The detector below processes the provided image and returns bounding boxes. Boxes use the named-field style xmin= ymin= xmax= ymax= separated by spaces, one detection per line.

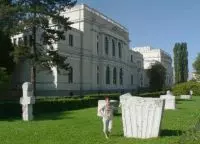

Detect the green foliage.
xmin=173 ymin=42 xmax=188 ymax=84
xmin=172 ymin=81 xmax=200 ymax=96
xmin=147 ymin=62 xmax=166 ymax=91
xmin=138 ymin=91 xmax=165 ymax=97
xmin=193 ymin=53 xmax=200 ymax=78
xmin=0 ymin=0 xmax=77 ymax=95
xmin=0 ymin=67 xmax=10 ymax=90
xmin=0 ymin=31 xmax=14 ymax=73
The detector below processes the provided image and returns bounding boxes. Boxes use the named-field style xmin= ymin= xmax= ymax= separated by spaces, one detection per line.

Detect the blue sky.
xmin=78 ymin=0 xmax=200 ymax=72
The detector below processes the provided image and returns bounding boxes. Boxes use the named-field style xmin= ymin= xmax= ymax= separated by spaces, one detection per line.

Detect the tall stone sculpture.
xmin=160 ymin=90 xmax=176 ymax=110
xmin=20 ymin=82 xmax=35 ymax=121
xmin=120 ymin=93 xmax=164 ymax=139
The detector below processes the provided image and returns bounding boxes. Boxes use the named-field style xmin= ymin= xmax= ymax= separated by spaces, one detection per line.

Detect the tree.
xmin=193 ymin=53 xmax=200 ymax=74
xmin=173 ymin=42 xmax=188 ymax=84
xmin=193 ymin=53 xmax=200 ymax=81
xmin=147 ymin=62 xmax=166 ymax=91
xmin=0 ymin=0 xmax=77 ymax=96
xmin=0 ymin=30 xmax=14 ymax=74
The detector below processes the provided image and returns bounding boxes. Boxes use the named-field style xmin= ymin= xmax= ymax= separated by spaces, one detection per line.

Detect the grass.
xmin=0 ymin=97 xmax=200 ymax=144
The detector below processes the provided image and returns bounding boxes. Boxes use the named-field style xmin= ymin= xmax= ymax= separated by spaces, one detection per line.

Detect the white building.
xmin=11 ymin=4 xmax=173 ymax=96
xmin=11 ymin=4 xmax=141 ymax=96
xmin=132 ymin=46 xmax=173 ymax=87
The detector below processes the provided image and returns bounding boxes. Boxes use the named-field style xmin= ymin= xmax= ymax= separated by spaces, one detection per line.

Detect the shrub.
xmin=172 ymin=81 xmax=200 ymax=96
xmin=138 ymin=91 xmax=165 ymax=97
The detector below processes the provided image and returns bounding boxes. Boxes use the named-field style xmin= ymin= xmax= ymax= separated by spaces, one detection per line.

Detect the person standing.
xmin=99 ymin=97 xmax=114 ymax=139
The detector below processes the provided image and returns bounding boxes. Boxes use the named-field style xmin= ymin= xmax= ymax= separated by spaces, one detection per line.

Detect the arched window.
xmin=131 ymin=55 xmax=133 ymax=62
xmin=68 ymin=67 xmax=73 ymax=83
xmin=131 ymin=75 xmax=133 ymax=85
xmin=97 ymin=35 xmax=99 ymax=54
xmin=97 ymin=66 xmax=100 ymax=85
xmin=105 ymin=37 xmax=109 ymax=55
xmin=118 ymin=42 xmax=122 ymax=58
xmin=120 ymin=68 xmax=123 ymax=85
xmin=112 ymin=39 xmax=115 ymax=56
xmin=69 ymin=34 xmax=73 ymax=46
xmin=106 ymin=66 xmax=110 ymax=84
xmin=140 ymin=74 xmax=143 ymax=87
xmin=113 ymin=67 xmax=117 ymax=85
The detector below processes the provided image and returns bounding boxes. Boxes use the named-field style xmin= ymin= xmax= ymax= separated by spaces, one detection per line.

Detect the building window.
xmin=68 ymin=67 xmax=73 ymax=83
xmin=112 ymin=39 xmax=115 ymax=56
xmin=29 ymin=35 xmax=32 ymax=47
xmin=118 ymin=42 xmax=122 ymax=58
xmin=105 ymin=37 xmax=109 ymax=55
xmin=97 ymin=35 xmax=99 ymax=54
xmin=131 ymin=75 xmax=133 ymax=85
xmin=131 ymin=55 xmax=133 ymax=62
xmin=113 ymin=67 xmax=117 ymax=85
xmin=97 ymin=66 xmax=100 ymax=85
xmin=13 ymin=38 xmax=16 ymax=46
xmin=140 ymin=74 xmax=143 ymax=87
xmin=106 ymin=66 xmax=110 ymax=84
xmin=24 ymin=36 xmax=27 ymax=46
xmin=120 ymin=68 xmax=123 ymax=85
xmin=69 ymin=34 xmax=73 ymax=46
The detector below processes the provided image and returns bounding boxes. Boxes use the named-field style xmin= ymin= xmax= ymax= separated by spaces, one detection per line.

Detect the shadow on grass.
xmin=160 ymin=129 xmax=183 ymax=137
xmin=0 ymin=111 xmax=74 ymax=122
xmin=34 ymin=111 xmax=74 ymax=121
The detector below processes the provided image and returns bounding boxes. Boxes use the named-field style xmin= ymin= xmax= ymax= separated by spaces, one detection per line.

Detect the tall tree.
xmin=0 ymin=0 xmax=77 ymax=96
xmin=147 ymin=62 xmax=166 ymax=91
xmin=0 ymin=30 xmax=14 ymax=74
xmin=193 ymin=53 xmax=200 ymax=81
xmin=173 ymin=42 xmax=188 ymax=84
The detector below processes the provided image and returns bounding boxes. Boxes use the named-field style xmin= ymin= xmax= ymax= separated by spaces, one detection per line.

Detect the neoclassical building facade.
xmin=11 ymin=4 xmax=144 ymax=95
xmin=11 ymin=4 xmax=173 ymax=96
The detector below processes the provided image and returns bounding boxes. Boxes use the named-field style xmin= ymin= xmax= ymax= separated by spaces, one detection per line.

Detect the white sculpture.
xmin=120 ymin=93 xmax=164 ymax=139
xmin=190 ymin=90 xmax=193 ymax=96
xmin=160 ymin=90 xmax=176 ymax=110
xmin=20 ymin=82 xmax=35 ymax=121
xmin=180 ymin=95 xmax=191 ymax=100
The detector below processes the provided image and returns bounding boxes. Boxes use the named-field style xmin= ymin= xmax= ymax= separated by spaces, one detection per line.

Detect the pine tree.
xmin=0 ymin=0 xmax=77 ymax=96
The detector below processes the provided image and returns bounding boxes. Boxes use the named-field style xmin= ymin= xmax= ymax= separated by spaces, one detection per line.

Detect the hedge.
xmin=0 ymin=91 xmax=165 ymax=118
xmin=138 ymin=91 xmax=165 ymax=97
xmin=172 ymin=81 xmax=200 ymax=96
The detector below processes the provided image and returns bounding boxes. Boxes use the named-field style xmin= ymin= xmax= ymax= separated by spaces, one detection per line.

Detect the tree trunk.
xmin=31 ymin=66 xmax=36 ymax=96
xmin=31 ymin=1 xmax=37 ymax=97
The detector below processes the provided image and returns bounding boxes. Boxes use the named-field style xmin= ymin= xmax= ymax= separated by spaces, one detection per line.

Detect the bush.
xmin=138 ymin=91 xmax=165 ymax=97
xmin=172 ymin=81 xmax=200 ymax=96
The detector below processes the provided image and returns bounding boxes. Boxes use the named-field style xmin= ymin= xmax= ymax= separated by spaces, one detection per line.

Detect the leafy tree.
xmin=0 ymin=0 xmax=77 ymax=96
xmin=193 ymin=53 xmax=200 ymax=81
xmin=147 ymin=62 xmax=166 ymax=91
xmin=0 ymin=67 xmax=10 ymax=90
xmin=173 ymin=42 xmax=188 ymax=84
xmin=0 ymin=30 xmax=14 ymax=74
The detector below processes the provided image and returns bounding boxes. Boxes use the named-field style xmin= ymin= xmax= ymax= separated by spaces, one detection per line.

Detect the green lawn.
xmin=0 ymin=97 xmax=200 ymax=144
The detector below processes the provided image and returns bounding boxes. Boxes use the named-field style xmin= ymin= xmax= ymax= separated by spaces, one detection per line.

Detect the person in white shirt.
xmin=99 ymin=97 xmax=114 ymax=139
